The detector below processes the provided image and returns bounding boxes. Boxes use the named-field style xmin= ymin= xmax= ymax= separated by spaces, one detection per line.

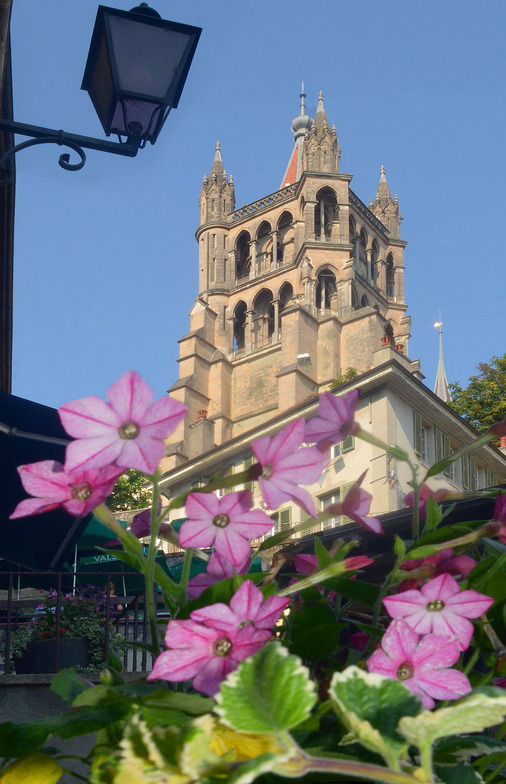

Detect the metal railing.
xmin=0 ymin=571 xmax=162 ymax=675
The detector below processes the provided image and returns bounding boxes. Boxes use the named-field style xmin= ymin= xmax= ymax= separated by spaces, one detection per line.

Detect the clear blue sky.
xmin=10 ymin=0 xmax=506 ymax=410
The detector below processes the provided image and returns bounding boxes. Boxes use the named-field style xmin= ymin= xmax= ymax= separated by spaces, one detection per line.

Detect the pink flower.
xmin=149 ymin=582 xmax=287 ymax=695
xmin=179 ymin=490 xmax=272 ymax=567
xmin=59 ymin=370 xmax=187 ymax=475
xmin=367 ymin=618 xmax=471 ymax=709
xmin=494 ymin=493 xmax=506 ymax=545
xmin=349 ymin=630 xmax=369 ymax=651
xmin=187 ymin=552 xmax=250 ymax=599
xmin=383 ymin=573 xmax=493 ymax=651
xmin=251 ymin=419 xmax=328 ymax=517
xmin=398 ymin=548 xmax=476 ymax=591
xmin=326 ymin=473 xmax=383 ymax=534
xmin=404 ymin=484 xmax=451 ymax=522
xmin=293 ymin=553 xmax=318 ymax=574
xmin=191 ymin=579 xmax=289 ymax=631
xmin=305 ymin=389 xmax=360 ymax=450
xmin=10 ymin=460 xmax=122 ymax=519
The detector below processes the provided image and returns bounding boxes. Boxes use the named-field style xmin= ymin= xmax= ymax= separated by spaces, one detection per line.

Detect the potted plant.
xmin=11 ymin=584 xmax=125 ymax=673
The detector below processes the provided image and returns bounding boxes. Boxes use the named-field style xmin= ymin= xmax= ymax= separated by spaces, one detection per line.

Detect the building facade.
xmin=159 ymin=92 xmax=506 ymax=534
xmin=162 ymin=91 xmax=419 ymax=472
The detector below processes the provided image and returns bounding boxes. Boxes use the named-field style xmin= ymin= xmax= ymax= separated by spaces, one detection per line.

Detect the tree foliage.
xmin=448 ymin=354 xmax=506 ymax=434
xmin=107 ymin=469 xmax=152 ymax=512
xmin=329 ymin=367 xmax=358 ymax=391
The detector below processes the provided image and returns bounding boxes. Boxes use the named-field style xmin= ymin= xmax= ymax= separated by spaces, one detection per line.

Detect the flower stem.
xmin=146 ymin=473 xmax=162 ymax=656
xmin=179 ymin=547 xmax=194 ymax=607
xmin=288 ymin=750 xmax=424 ymax=784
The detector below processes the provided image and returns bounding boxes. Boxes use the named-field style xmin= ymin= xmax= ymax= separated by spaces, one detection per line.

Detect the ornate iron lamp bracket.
xmin=0 ymin=119 xmax=143 ymax=185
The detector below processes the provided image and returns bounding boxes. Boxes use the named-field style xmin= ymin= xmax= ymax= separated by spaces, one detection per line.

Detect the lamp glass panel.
xmin=110 ymin=98 xmax=163 ymax=138
xmin=108 ymin=16 xmax=191 ymax=101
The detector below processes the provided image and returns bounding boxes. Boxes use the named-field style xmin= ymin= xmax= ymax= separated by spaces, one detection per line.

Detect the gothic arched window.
xmin=386 ymin=252 xmax=395 ymax=298
xmin=359 ymin=228 xmax=368 ymax=277
xmin=233 ymin=301 xmax=247 ymax=351
xmin=256 ymin=221 xmax=272 ymax=272
xmin=253 ymin=288 xmax=274 ymax=345
xmin=371 ymin=239 xmax=379 ymax=284
xmin=315 ymin=187 xmax=338 ymax=240
xmin=236 ymin=231 xmax=251 ymax=280
xmin=316 ymin=268 xmax=337 ymax=311
xmin=277 ymin=212 xmax=293 ymax=264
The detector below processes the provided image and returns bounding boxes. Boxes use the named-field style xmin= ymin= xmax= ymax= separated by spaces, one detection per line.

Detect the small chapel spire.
xmin=433 ymin=321 xmax=451 ymax=403
xmin=371 ymin=164 xmax=402 ymax=239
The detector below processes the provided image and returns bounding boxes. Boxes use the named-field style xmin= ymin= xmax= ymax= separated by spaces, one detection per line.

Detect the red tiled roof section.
xmin=282 ymin=145 xmax=300 ymax=187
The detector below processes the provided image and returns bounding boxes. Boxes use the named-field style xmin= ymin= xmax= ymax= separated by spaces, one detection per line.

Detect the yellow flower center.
xmin=262 ymin=462 xmax=274 ymax=479
xmin=397 ymin=661 xmax=414 ymax=681
xmin=213 ymin=637 xmax=233 ymax=657
xmin=212 ymin=514 xmax=230 ymax=528
xmin=119 ymin=421 xmax=140 ymax=440
xmin=71 ymin=482 xmax=92 ymax=501
xmin=426 ymin=599 xmax=445 ymax=611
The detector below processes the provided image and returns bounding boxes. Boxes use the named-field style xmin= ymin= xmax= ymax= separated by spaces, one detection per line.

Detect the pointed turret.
xmin=281 ymin=85 xmax=313 ymax=187
xmin=371 ymin=165 xmax=401 ymax=238
xmin=199 ymin=141 xmax=235 ymax=225
xmin=209 ymin=140 xmax=225 ymax=180
xmin=302 ymin=91 xmax=340 ymax=174
xmin=433 ymin=324 xmax=451 ymax=403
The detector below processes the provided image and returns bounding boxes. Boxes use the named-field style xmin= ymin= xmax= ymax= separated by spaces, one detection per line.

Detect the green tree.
xmin=448 ymin=354 xmax=506 ymax=435
xmin=107 ymin=469 xmax=152 ymax=512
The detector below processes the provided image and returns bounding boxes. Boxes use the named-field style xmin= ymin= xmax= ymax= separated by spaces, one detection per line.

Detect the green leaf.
xmin=50 ymin=668 xmax=91 ymax=704
xmin=323 ymin=576 xmax=380 ymax=607
xmin=314 ymin=537 xmax=331 ymax=568
xmin=398 ymin=688 xmax=506 ymax=750
xmin=290 ymin=601 xmax=344 ymax=661
xmin=425 ymin=495 xmax=443 ymax=531
xmin=424 ymin=455 xmax=457 ymax=479
xmin=394 ymin=535 xmax=406 ymax=558
xmin=433 ymin=734 xmax=506 ymax=764
xmin=0 ymin=721 xmax=55 ymax=758
xmin=228 ymin=753 xmax=289 ymax=784
xmin=215 ymin=642 xmax=317 ymax=733
xmin=328 ymin=666 xmax=422 ymax=768
xmin=433 ymin=762 xmax=485 ymax=784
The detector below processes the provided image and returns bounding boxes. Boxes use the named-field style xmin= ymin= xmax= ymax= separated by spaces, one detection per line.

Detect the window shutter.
xmin=434 ymin=428 xmax=443 ymax=464
xmin=413 ymin=411 xmax=422 ymax=456
xmin=461 ymin=456 xmax=469 ymax=489
xmin=342 ymin=435 xmax=355 ymax=453
xmin=442 ymin=434 xmax=451 ymax=476
xmin=300 ymin=509 xmax=314 ymax=533
xmin=279 ymin=508 xmax=291 ymax=531
xmin=341 ymin=482 xmax=354 ymax=524
xmin=469 ymin=455 xmax=477 ymax=491
xmin=243 ymin=456 xmax=254 ymax=494
xmin=485 ymin=468 xmax=497 ymax=488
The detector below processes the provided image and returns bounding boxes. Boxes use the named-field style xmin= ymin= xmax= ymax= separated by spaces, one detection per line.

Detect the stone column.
xmin=249 ymin=240 xmax=257 ymax=279
xmin=246 ymin=309 xmax=253 ymax=353
xmin=366 ymin=248 xmax=372 ymax=282
xmin=273 ymin=300 xmax=280 ymax=342
xmin=305 ymin=200 xmax=316 ymax=240
xmin=271 ymin=230 xmax=278 ymax=268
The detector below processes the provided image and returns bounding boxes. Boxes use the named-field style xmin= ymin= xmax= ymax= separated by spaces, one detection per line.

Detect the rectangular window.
xmin=330 ymin=444 xmax=340 ymax=459
xmin=485 ymin=468 xmax=497 ymax=488
xmin=320 ymin=490 xmax=340 ymax=529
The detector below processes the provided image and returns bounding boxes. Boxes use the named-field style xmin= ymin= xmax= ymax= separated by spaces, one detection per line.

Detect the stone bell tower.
xmin=162 ymin=90 xmax=418 ymax=472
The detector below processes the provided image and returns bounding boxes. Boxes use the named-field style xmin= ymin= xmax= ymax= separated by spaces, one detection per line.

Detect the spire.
xmin=433 ymin=322 xmax=451 ymax=403
xmin=209 ymin=140 xmax=225 ymax=179
xmin=371 ymin=165 xmax=402 ymax=239
xmin=281 ymin=84 xmax=313 ymax=188
xmin=374 ymin=165 xmax=394 ymax=206
xmin=313 ymin=90 xmax=330 ymax=138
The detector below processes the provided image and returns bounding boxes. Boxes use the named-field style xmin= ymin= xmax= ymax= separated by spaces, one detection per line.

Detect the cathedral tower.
xmin=162 ymin=93 xmax=417 ymax=470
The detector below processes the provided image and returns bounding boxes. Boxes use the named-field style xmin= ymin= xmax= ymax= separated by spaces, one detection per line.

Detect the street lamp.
xmin=0 ymin=3 xmax=201 ymax=178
